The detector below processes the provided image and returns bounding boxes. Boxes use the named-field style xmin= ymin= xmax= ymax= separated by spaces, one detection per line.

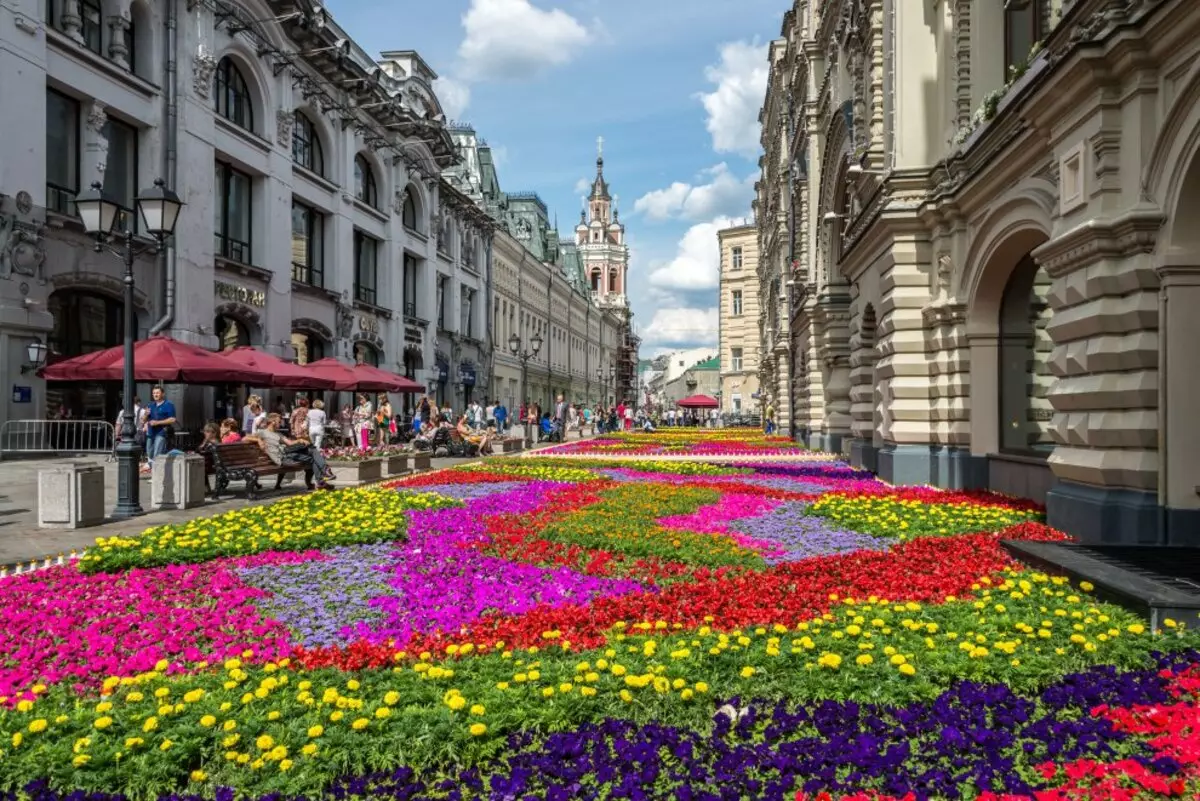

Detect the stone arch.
xmin=963 ymin=195 xmax=1053 ymax=459
xmin=398 ymin=173 xmax=431 ymax=228
xmin=48 ymin=271 xmax=150 ymax=311
xmin=400 ymin=186 xmax=421 ymax=231
xmin=817 ymin=107 xmax=855 ymax=285
xmin=354 ymin=150 xmax=384 ymax=208
xmin=214 ymin=301 xmax=261 ymax=350
xmin=849 ymin=300 xmax=880 ymax=469
xmin=213 ymin=46 xmax=271 ymax=135
xmin=1149 ymin=70 xmax=1200 ymax=518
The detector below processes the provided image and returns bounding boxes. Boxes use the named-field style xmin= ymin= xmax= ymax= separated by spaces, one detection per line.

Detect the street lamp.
xmin=22 ymin=340 xmax=48 ymax=374
xmin=74 ymin=178 xmax=184 ymax=519
xmin=508 ymin=331 xmax=542 ymax=442
xmin=596 ymin=362 xmax=615 ymax=407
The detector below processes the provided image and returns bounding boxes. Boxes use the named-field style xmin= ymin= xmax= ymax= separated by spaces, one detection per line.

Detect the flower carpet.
xmin=537 ymin=429 xmax=810 ymax=457
xmin=1 ymin=433 xmax=1199 ymax=800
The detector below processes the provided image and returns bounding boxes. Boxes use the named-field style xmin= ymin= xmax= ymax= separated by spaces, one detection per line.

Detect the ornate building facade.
xmin=756 ymin=0 xmax=1200 ymax=544
xmin=442 ymin=127 xmax=624 ymax=411
xmin=717 ymin=223 xmax=761 ymax=415
xmin=0 ymin=0 xmax=456 ymax=425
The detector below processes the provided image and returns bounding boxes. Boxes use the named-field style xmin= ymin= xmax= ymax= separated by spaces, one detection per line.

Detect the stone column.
xmin=876 ymin=234 xmax=937 ymax=485
xmin=1157 ymin=262 xmax=1200 ymax=543
xmin=107 ymin=16 xmax=130 ymax=70
xmin=1036 ymin=211 xmax=1163 ymax=544
xmin=814 ymin=296 xmax=852 ymax=452
xmin=773 ymin=337 xmax=791 ymax=438
xmin=924 ymin=302 xmax=981 ymax=488
xmin=848 ymin=299 xmax=880 ymax=469
xmin=58 ymin=0 xmax=85 ymax=43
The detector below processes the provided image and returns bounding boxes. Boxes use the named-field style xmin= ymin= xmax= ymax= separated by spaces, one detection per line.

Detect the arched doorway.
xmin=46 ymin=290 xmax=125 ymax=421
xmin=215 ymin=315 xmax=252 ymax=351
xmin=850 ymin=303 xmax=879 ymax=470
xmin=966 ymin=225 xmax=1055 ymax=501
xmin=402 ymin=345 xmax=423 ymax=415
xmin=354 ymin=341 xmax=380 ymax=367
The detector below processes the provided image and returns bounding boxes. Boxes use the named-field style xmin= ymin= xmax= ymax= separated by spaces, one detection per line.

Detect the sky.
xmin=326 ymin=0 xmax=788 ymax=356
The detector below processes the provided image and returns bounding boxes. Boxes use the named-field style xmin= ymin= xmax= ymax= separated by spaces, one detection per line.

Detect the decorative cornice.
xmin=921 ymin=301 xmax=967 ymax=329
xmin=1032 ymin=208 xmax=1166 ymax=278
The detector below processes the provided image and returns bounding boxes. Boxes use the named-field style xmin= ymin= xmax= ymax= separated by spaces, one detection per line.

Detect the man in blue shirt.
xmin=494 ymin=401 xmax=507 ymax=433
xmin=145 ymin=385 xmax=177 ymax=465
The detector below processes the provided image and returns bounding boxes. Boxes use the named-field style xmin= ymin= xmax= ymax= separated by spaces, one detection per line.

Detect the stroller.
xmin=540 ymin=416 xmax=563 ymax=443
xmin=418 ymin=425 xmax=480 ymax=458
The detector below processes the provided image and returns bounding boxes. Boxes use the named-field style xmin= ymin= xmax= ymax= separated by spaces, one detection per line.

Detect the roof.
xmin=692 ymin=357 xmax=720 ymax=370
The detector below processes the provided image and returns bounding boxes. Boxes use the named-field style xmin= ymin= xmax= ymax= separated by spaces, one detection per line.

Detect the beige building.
xmin=717 ymin=224 xmax=762 ymax=415
xmin=755 ymin=0 xmax=1200 ymax=545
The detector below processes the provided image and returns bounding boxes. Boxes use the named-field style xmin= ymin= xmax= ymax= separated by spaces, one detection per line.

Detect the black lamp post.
xmin=22 ymin=340 xmax=48 ymax=374
xmin=596 ymin=363 xmax=614 ymax=407
xmin=74 ymin=178 xmax=184 ymax=519
xmin=508 ymin=331 xmax=542 ymax=442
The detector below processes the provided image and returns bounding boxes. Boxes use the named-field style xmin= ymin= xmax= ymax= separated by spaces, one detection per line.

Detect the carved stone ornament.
xmin=934 ymin=253 xmax=954 ymax=301
xmin=392 ymin=191 xmax=405 ymax=216
xmin=192 ymin=53 xmax=217 ymax=100
xmin=335 ymin=303 xmax=354 ymax=339
xmin=85 ymin=102 xmax=108 ymax=134
xmin=276 ymin=110 xmax=294 ymax=146
xmin=0 ymin=211 xmax=46 ymax=281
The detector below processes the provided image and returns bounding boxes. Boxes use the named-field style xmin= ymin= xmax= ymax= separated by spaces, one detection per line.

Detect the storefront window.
xmin=354 ymin=342 xmax=380 ymax=367
xmin=46 ymin=291 xmax=123 ymax=420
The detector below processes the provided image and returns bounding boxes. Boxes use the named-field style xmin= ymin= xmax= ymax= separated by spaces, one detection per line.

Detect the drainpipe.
xmin=546 ymin=274 xmax=553 ymax=410
xmin=484 ymin=229 xmax=494 ymax=401
xmin=149 ymin=0 xmax=179 ymax=335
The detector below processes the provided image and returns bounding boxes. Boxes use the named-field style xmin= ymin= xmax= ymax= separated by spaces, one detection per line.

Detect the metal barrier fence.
xmin=0 ymin=419 xmax=116 ymax=458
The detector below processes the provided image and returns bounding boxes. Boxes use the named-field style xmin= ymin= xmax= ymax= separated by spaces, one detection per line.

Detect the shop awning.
xmin=677 ymin=394 xmax=719 ymax=409
xmin=304 ymin=359 xmax=423 ymax=393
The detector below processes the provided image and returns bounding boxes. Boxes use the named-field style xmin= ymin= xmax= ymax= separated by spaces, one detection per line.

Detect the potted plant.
xmin=322 ymin=447 xmax=384 ymax=484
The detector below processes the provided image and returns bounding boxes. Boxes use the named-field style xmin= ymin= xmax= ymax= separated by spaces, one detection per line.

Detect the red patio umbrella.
xmin=677 ymin=394 xmax=719 ymax=409
xmin=220 ymin=346 xmax=337 ymax=390
xmin=39 ymin=336 xmax=272 ymax=385
xmin=304 ymin=358 xmax=405 ymax=392
xmin=352 ymin=363 xmax=424 ymax=393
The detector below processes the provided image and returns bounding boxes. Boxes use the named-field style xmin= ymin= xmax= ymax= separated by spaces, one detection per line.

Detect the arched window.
xmin=214 ymin=57 xmax=254 ymax=131
xmin=401 ymin=189 xmax=418 ymax=230
xmin=354 ymin=341 xmax=380 ymax=367
xmin=998 ymin=253 xmax=1053 ymax=457
xmin=354 ymin=154 xmax=377 ymax=208
xmin=292 ymin=112 xmax=324 ymax=176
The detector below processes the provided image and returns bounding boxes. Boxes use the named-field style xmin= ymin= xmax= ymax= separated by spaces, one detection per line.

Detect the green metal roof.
xmin=692 ymin=357 xmax=720 ymax=370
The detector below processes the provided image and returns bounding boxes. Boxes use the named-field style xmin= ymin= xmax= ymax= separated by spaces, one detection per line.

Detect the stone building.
xmin=717 ymin=222 xmax=762 ymax=416
xmin=442 ymin=126 xmax=625 ymax=411
xmin=755 ymin=0 xmax=1200 ymax=544
xmin=0 ymin=0 xmax=457 ymax=426
xmin=662 ymin=355 xmax=720 ymax=410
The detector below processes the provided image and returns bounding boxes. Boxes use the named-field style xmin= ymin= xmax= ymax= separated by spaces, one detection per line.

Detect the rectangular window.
xmin=46 ymin=89 xmax=80 ymax=215
xmin=403 ymin=254 xmax=418 ymax=318
xmin=214 ymin=161 xmax=252 ymax=264
xmin=290 ymin=200 xmax=324 ymax=287
xmin=1004 ymin=0 xmax=1047 ymax=72
xmin=437 ymin=276 xmax=446 ymax=329
xmin=80 ymin=0 xmax=102 ymax=53
xmin=103 ymin=117 xmax=138 ymax=233
xmin=462 ymin=290 xmax=474 ymax=338
xmin=353 ymin=230 xmax=378 ymax=305
xmin=732 ymin=246 xmax=743 ymax=270
xmin=732 ymin=290 xmax=743 ymax=316
xmin=732 ymin=347 xmax=743 ymax=371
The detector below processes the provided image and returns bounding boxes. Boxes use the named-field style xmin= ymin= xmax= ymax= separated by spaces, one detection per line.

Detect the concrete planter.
xmin=152 ymin=453 xmax=207 ymax=510
xmin=385 ymin=454 xmax=410 ymax=476
xmin=38 ymin=463 xmax=105 ymax=529
xmin=501 ymin=438 xmax=523 ymax=454
xmin=411 ymin=452 xmax=431 ymax=472
xmin=327 ymin=458 xmax=383 ymax=485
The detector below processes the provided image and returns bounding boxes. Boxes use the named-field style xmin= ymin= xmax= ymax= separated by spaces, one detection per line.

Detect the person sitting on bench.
xmin=245 ymin=413 xmax=333 ymax=490
xmin=457 ymin=413 xmax=494 ymax=455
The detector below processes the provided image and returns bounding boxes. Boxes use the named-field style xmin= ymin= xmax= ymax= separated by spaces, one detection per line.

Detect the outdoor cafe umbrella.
xmin=304 ymin=358 xmax=416 ymax=393
xmin=676 ymin=394 xmax=719 ymax=409
xmin=352 ymin=363 xmax=424 ymax=393
xmin=219 ymin=346 xmax=337 ymax=390
xmin=38 ymin=335 xmax=272 ymax=385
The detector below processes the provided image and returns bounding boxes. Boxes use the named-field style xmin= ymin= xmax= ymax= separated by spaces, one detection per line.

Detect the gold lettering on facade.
xmin=358 ymin=315 xmax=380 ymax=334
xmin=214 ymin=280 xmax=266 ymax=307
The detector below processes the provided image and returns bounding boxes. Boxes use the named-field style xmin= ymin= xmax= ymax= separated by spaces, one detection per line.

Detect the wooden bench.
xmin=210 ymin=441 xmax=309 ymax=500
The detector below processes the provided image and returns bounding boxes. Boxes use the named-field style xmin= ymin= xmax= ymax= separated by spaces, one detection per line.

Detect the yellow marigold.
xmin=351 ymin=718 xmax=369 ymax=731
xmin=256 ymin=734 xmax=275 ymax=751
xmin=469 ymin=723 xmax=487 ymax=736
xmin=307 ymin=725 xmax=324 ymax=738
xmin=190 ymin=770 xmax=207 ymax=782
xmin=27 ymin=719 xmax=48 ymax=734
xmin=200 ymin=715 xmax=217 ymax=727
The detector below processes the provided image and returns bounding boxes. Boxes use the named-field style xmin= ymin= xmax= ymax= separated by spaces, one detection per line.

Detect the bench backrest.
xmin=213 ymin=441 xmax=271 ymax=469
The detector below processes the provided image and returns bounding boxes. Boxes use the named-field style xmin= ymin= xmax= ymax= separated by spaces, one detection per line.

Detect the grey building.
xmin=0 ymin=0 xmax=457 ymax=428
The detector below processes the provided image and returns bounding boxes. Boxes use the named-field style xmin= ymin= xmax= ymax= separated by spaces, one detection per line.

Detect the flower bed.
xmin=538 ymin=428 xmax=816 ymax=456
xmin=2 ymin=445 xmax=1199 ymax=800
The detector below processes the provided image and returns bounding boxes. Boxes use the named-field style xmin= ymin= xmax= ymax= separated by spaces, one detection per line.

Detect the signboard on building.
xmin=460 ymin=363 xmax=476 ymax=386
xmin=11 ymin=386 xmax=31 ymax=403
xmin=214 ymin=280 xmax=265 ymax=307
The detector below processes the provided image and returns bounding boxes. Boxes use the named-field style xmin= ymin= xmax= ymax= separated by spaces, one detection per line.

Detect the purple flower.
xmin=729 ymin=502 xmax=892 ymax=563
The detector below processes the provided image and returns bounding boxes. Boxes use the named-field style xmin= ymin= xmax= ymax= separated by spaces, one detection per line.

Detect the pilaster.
xmin=1035 ymin=210 xmax=1165 ymax=542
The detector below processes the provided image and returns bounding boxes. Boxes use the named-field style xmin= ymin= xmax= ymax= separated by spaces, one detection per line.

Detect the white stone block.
xmin=151 ymin=454 xmax=207 ymax=510
xmin=38 ymin=463 xmax=105 ymax=529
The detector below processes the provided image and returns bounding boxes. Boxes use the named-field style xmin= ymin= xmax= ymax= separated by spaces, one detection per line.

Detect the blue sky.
xmin=326 ymin=0 xmax=788 ymax=355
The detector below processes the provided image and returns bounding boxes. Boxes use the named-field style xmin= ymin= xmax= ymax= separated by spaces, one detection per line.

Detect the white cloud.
xmin=433 ymin=76 xmax=471 ymax=121
xmin=490 ymin=144 xmax=510 ymax=167
xmin=696 ymin=40 xmax=768 ymax=159
xmin=573 ymin=176 xmax=590 ymax=194
xmin=640 ymin=306 xmax=720 ymax=352
xmin=648 ymin=217 xmax=735 ymax=293
xmin=633 ymin=163 xmax=754 ymax=222
xmin=458 ymin=0 xmax=592 ymax=81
